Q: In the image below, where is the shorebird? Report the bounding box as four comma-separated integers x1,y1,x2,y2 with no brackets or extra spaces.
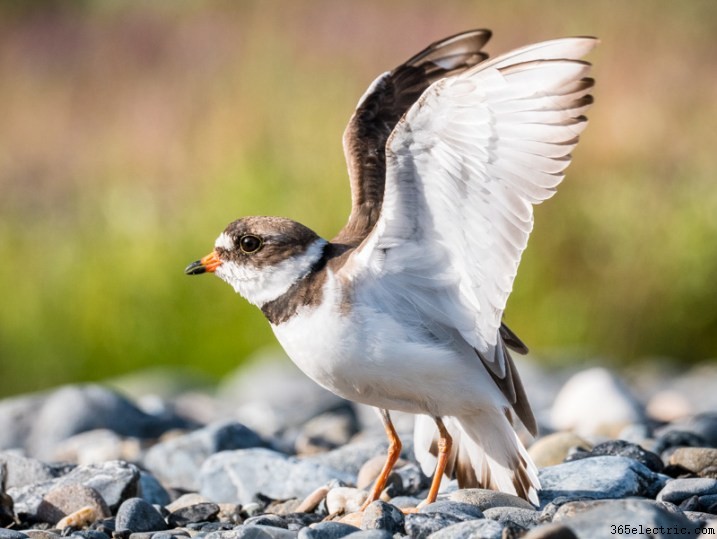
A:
186,29,596,507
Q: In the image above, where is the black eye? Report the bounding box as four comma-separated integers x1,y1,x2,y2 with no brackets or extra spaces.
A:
239,234,263,254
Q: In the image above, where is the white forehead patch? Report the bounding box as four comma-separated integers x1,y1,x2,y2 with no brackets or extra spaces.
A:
215,232,234,251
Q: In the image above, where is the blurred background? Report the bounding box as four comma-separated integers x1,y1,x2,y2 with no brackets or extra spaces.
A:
1,0,716,398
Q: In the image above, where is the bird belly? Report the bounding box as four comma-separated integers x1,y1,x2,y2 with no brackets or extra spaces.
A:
270,278,500,415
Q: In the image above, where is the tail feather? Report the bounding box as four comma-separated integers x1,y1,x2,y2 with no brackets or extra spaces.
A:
414,412,540,505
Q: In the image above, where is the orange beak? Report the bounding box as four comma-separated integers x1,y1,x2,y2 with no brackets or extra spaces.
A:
185,251,222,275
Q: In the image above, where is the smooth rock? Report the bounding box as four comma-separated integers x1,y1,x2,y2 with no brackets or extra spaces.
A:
303,439,389,477
522,524,578,539
357,456,404,491
657,477,717,504
37,484,111,524
200,448,354,505
205,525,299,539
342,532,392,539
24,531,62,539
0,453,66,489
295,409,360,456
419,501,483,521
0,530,30,539
115,498,168,533
25,385,189,459
386,496,422,510
145,420,264,491
559,498,694,539
326,487,368,515
218,356,350,438
669,447,717,478
167,493,211,512
653,429,707,458
427,519,504,539
0,392,47,452
482,506,539,528
244,514,289,528
550,368,645,437
51,429,137,465
297,522,360,539
296,485,330,513
448,488,535,511
137,471,170,506
403,513,463,539
550,499,610,522
168,502,220,527
387,463,429,497
527,432,592,468
264,498,301,516
564,440,663,472
56,461,140,510
538,456,668,505
9,460,140,518
360,501,404,533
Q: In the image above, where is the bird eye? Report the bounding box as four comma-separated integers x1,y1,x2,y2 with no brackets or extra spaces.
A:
239,234,263,254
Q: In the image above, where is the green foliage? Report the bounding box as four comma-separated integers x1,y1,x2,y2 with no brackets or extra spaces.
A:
1,1,716,397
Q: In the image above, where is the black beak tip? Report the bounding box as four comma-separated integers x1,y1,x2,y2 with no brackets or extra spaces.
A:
185,260,206,275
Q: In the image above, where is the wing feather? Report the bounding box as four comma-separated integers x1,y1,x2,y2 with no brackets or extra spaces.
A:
335,30,491,245
343,37,598,433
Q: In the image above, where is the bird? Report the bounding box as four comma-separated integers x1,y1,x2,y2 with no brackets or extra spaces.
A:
185,29,597,508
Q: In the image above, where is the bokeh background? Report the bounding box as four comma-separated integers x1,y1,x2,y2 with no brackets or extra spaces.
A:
1,1,716,398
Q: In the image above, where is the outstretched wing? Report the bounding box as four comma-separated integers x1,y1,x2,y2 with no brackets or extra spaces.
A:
334,29,492,245
344,37,597,433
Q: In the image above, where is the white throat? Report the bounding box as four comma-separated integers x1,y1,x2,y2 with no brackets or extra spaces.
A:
215,237,327,307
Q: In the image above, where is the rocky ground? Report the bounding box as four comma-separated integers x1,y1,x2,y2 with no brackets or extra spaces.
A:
1,353,717,539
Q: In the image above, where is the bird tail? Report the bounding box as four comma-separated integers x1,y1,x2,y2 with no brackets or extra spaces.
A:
414,411,540,505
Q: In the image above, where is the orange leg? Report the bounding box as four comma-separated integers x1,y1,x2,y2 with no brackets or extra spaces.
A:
422,417,452,506
360,409,402,510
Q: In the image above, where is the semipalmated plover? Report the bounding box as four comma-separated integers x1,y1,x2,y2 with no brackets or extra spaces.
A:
186,29,596,507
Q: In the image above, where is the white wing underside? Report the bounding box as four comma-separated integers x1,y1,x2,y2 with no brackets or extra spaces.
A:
344,38,596,372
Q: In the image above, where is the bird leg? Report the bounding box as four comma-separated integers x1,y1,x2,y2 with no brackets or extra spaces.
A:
422,416,452,506
360,408,402,510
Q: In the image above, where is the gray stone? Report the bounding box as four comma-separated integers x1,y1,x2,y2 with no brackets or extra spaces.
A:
0,453,67,489
303,439,389,477
386,496,422,510
144,420,264,491
361,501,404,533
115,497,168,532
70,532,110,539
538,456,668,505
527,432,592,469
419,501,484,521
522,524,578,539
0,393,47,452
342,532,392,539
168,502,220,527
550,499,611,522
24,385,190,459
657,477,717,504
56,460,140,510
137,471,170,506
51,429,133,465
244,514,289,528
559,498,695,539
482,506,540,528
24,531,62,539
295,409,359,456
448,488,535,511
0,530,30,539
298,522,360,539
199,448,354,505
404,513,464,539
550,368,645,437
205,526,299,539
669,447,717,478
564,440,663,473
219,355,350,439
37,484,111,525
387,463,430,497
427,519,504,539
